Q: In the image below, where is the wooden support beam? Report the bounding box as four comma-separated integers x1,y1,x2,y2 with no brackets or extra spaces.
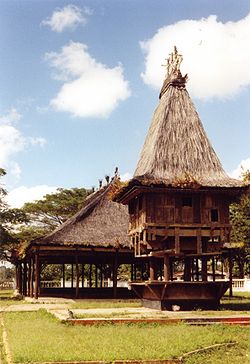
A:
163,254,170,281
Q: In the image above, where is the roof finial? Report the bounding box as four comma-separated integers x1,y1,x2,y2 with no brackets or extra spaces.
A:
162,46,183,76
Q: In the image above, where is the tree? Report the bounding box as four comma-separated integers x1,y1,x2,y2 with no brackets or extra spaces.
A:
11,187,92,251
0,169,27,261
230,172,250,277
22,187,92,230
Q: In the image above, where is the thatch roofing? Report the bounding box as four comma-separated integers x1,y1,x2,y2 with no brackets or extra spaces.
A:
30,181,130,249
132,48,244,189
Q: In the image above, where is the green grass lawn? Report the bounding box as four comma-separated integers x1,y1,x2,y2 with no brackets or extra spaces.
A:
2,310,250,363
71,298,142,309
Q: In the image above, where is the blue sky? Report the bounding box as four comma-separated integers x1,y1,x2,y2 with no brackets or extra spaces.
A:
1,0,250,207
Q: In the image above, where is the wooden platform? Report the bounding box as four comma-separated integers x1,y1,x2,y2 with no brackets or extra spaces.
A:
130,281,230,310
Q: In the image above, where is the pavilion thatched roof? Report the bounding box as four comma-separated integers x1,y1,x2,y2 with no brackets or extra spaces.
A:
133,47,243,189
31,180,130,249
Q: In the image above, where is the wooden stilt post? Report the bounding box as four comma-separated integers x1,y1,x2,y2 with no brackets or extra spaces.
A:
201,256,208,282
149,257,157,281
163,254,170,281
184,257,192,281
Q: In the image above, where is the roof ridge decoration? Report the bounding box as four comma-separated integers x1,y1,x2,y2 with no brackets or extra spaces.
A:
160,46,188,99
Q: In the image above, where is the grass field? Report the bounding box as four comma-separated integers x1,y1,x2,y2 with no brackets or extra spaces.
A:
2,309,250,363
0,290,249,363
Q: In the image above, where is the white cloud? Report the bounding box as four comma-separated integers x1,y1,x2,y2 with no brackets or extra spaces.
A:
7,185,58,208
0,109,46,180
41,5,91,33
120,172,132,181
28,137,47,147
141,14,250,99
46,42,131,118
0,108,22,124
229,157,250,179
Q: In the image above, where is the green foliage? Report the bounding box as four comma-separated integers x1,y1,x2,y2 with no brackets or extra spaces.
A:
9,187,92,256
230,192,250,277
22,187,91,229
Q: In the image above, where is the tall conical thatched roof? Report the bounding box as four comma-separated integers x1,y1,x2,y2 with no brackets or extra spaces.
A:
31,180,130,248
133,47,243,188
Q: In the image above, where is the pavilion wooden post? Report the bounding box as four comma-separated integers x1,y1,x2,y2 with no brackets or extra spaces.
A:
228,251,233,297
29,257,34,297
75,255,79,298
89,264,92,287
23,262,27,296
82,264,85,287
62,264,65,288
100,264,103,288
113,252,118,298
18,263,22,295
15,264,19,292
163,254,170,281
95,264,98,288
27,258,31,296
34,252,40,299
71,264,74,288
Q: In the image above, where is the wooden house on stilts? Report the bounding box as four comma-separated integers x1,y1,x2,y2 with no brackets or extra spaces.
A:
17,179,144,299
114,47,247,310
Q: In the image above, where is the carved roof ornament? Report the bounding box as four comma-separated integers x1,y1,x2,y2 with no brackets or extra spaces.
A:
162,46,183,76
159,47,187,99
